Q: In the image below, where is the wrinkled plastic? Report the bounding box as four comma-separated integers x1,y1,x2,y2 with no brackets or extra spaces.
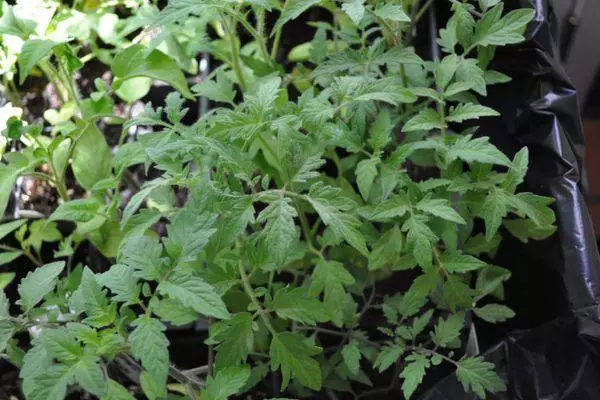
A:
423,0,600,398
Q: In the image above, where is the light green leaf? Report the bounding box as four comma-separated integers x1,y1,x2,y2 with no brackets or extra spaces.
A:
341,339,362,375
192,70,235,104
0,165,19,219
115,77,151,103
373,345,404,372
0,219,27,241
139,370,166,400
360,195,411,221
26,364,70,400
440,253,487,273
293,155,326,183
0,320,14,353
375,4,410,22
443,275,473,311
455,58,486,95
103,379,136,400
74,355,107,397
342,0,365,25
306,183,368,256
435,54,459,90
369,109,392,150
164,207,217,263
432,312,464,347
0,252,21,267
402,215,438,268
453,3,475,47
447,135,511,167
400,353,430,399
504,219,556,243
416,197,465,224
456,356,506,399
18,39,59,84
485,70,511,85
506,192,555,227
18,261,65,312
130,316,169,385
158,270,230,319
270,332,322,391
403,109,445,132
446,103,499,122
42,327,82,363
481,190,508,241
273,0,323,33
0,290,9,318
75,268,117,327
96,264,140,305
112,44,193,98
119,236,166,281
474,304,515,323
50,198,103,223
476,265,511,299
149,297,198,327
502,147,528,192
368,225,402,270
208,312,254,368
269,287,329,325
72,123,112,191
356,157,380,201
257,199,299,266
474,7,535,47
201,366,250,400
309,260,355,326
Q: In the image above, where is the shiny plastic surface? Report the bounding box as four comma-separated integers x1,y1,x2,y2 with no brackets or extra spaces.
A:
423,0,600,398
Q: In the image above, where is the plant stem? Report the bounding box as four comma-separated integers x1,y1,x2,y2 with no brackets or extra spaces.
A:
0,244,42,267
270,0,288,60
413,0,435,25
221,12,247,92
238,261,278,336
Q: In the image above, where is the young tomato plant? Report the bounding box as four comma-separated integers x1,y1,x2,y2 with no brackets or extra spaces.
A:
0,1,556,399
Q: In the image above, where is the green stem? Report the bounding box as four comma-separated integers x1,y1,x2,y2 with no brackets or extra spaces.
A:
270,0,288,60
38,61,67,103
221,13,247,92
0,244,42,267
413,0,435,26
238,261,278,336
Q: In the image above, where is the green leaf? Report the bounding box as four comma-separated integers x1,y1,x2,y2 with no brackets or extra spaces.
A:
74,268,116,328
0,252,21,267
474,304,515,323
446,103,499,122
115,77,151,103
192,70,235,104
341,339,362,375
402,215,438,268
506,192,555,227
269,287,329,325
416,197,465,224
403,109,445,132
342,0,365,25
440,253,487,273
375,4,410,22
474,7,535,47
453,3,475,47
293,155,326,183
368,225,403,270
0,165,19,218
455,58,486,95
149,297,198,326
360,195,411,221
18,261,65,313
373,345,404,372
96,264,140,305
481,190,508,241
356,157,379,201
306,183,368,256
103,380,136,400
310,260,355,326
119,236,166,281
112,44,193,99
400,353,430,399
436,54,459,90
456,356,506,399
209,312,255,368
270,332,322,391
273,0,323,33
158,270,230,319
42,327,82,363
0,320,14,353
485,70,511,85
50,198,103,223
447,135,511,167
73,355,107,397
502,147,528,192
463,233,501,256
18,39,59,84
476,265,511,299
257,199,299,266
72,123,112,191
443,275,473,311
504,219,556,243
130,316,169,385
201,366,250,400
164,207,217,263
120,185,155,228
0,290,9,318
26,364,70,400
0,219,27,241
369,109,393,150
432,312,464,347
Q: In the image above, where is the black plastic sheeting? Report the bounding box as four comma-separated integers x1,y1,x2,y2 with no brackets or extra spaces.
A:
423,0,600,399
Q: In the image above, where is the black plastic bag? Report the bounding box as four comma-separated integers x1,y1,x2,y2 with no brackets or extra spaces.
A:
423,1,600,398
